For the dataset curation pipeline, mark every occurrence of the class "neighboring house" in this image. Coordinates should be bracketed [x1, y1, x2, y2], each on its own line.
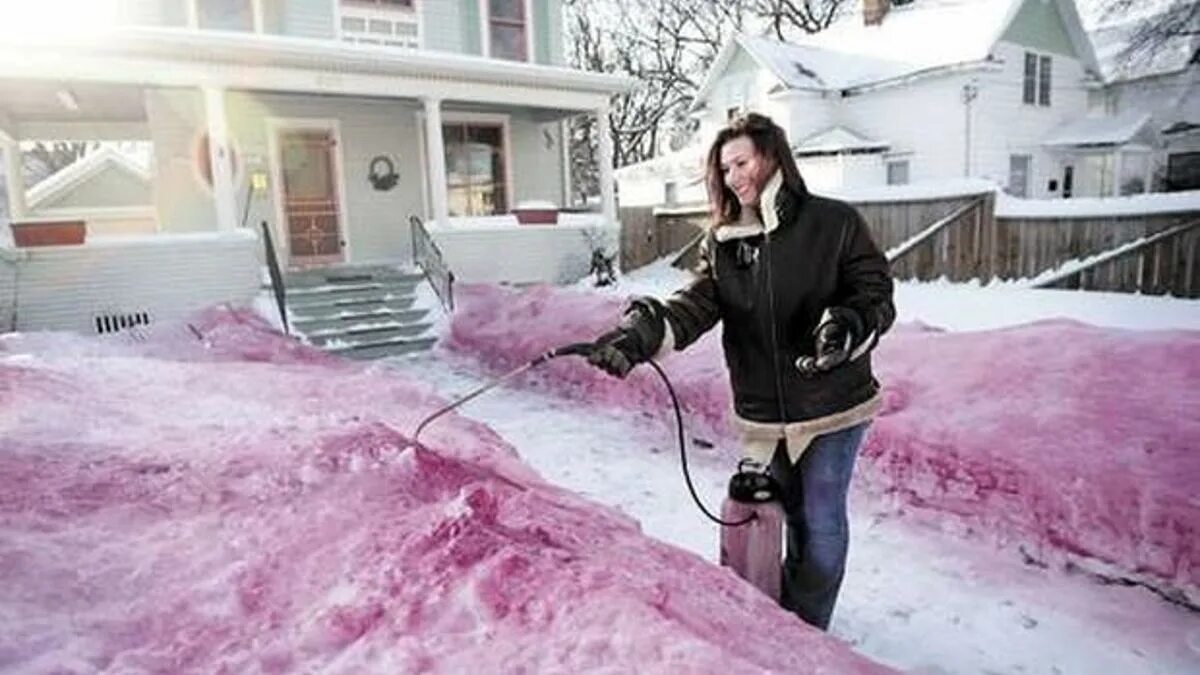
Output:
[1086, 5, 1200, 192]
[22, 146, 156, 237]
[618, 0, 1189, 207]
[0, 0, 632, 281]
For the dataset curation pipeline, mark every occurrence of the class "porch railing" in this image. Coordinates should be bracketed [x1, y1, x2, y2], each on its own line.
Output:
[410, 215, 455, 312]
[260, 220, 290, 335]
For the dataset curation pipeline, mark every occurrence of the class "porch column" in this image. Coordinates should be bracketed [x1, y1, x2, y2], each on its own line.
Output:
[203, 87, 238, 231]
[1112, 149, 1125, 197]
[2, 137, 26, 221]
[423, 96, 450, 226]
[596, 105, 616, 225]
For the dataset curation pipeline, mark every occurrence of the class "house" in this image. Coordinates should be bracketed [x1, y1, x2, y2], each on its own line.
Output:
[617, 0, 1192, 207]
[0, 1, 633, 283]
[1086, 3, 1200, 192]
[19, 146, 157, 237]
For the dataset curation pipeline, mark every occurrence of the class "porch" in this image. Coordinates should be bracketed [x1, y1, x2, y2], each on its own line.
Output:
[1042, 112, 1156, 197]
[0, 27, 632, 289]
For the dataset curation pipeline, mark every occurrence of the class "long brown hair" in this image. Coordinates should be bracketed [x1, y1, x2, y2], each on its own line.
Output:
[705, 113, 807, 227]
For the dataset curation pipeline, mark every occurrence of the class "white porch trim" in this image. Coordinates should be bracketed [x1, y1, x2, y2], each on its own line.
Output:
[3, 137, 27, 221]
[596, 106, 616, 227]
[203, 87, 238, 231]
[0, 29, 632, 112]
[0, 110, 17, 142]
[422, 97, 450, 227]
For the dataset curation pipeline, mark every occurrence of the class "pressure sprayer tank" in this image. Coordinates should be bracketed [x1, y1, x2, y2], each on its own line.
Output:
[719, 462, 784, 602]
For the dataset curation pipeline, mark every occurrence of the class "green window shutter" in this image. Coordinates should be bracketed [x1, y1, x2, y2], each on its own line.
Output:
[462, 0, 482, 55]
[535, 0, 552, 64]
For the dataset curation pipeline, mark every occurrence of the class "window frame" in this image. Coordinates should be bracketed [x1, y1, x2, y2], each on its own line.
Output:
[1008, 154, 1032, 198]
[438, 112, 514, 218]
[885, 159, 910, 186]
[338, 0, 422, 49]
[480, 0, 535, 62]
[1022, 51, 1053, 107]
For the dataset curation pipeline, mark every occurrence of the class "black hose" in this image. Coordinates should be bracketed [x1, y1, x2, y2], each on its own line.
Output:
[644, 359, 755, 527]
[412, 342, 754, 527]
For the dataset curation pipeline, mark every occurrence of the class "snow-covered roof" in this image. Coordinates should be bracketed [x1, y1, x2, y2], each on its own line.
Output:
[693, 0, 1101, 106]
[25, 146, 151, 210]
[736, 35, 914, 91]
[1041, 111, 1152, 147]
[1076, 0, 1195, 83]
[793, 126, 889, 155]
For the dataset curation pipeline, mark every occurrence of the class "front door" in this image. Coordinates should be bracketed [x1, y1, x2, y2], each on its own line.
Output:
[278, 128, 344, 266]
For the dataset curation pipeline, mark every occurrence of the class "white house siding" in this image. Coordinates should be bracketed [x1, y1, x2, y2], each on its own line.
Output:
[695, 49, 790, 145]
[37, 171, 152, 211]
[836, 75, 973, 186]
[510, 115, 567, 207]
[144, 88, 219, 234]
[283, 0, 336, 39]
[538, 0, 565, 66]
[224, 92, 426, 265]
[118, 0, 188, 26]
[973, 40, 1091, 198]
[0, 231, 259, 334]
[422, 0, 468, 53]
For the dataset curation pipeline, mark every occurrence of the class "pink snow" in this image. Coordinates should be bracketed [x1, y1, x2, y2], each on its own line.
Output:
[444, 284, 1200, 603]
[0, 307, 888, 674]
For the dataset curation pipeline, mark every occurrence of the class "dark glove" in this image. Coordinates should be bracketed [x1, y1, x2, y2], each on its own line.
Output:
[795, 307, 863, 377]
[586, 297, 666, 379]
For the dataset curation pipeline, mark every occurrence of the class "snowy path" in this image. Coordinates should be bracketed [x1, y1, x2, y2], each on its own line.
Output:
[380, 353, 1199, 675]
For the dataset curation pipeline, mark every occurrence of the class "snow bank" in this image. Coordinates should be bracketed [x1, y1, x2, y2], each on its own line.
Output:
[0, 309, 888, 674]
[444, 285, 1200, 603]
[996, 190, 1200, 219]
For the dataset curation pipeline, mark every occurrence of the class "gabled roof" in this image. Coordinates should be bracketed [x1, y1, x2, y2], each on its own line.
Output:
[793, 126, 889, 155]
[693, 0, 1101, 107]
[26, 146, 151, 210]
[1041, 111, 1152, 147]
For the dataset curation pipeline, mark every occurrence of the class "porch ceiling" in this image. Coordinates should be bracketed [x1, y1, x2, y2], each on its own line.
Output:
[0, 79, 147, 122]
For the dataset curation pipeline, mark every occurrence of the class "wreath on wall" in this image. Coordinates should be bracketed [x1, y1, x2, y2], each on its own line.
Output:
[368, 155, 399, 191]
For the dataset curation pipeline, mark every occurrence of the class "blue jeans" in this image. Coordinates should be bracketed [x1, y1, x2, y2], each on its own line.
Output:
[768, 423, 868, 630]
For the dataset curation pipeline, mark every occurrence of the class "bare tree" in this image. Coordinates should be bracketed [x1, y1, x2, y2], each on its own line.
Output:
[564, 0, 845, 203]
[23, 141, 97, 183]
[1102, 0, 1200, 68]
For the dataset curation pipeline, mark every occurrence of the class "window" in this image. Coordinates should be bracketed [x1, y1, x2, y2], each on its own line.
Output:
[1023, 51, 1052, 107]
[1166, 152, 1200, 191]
[1008, 155, 1031, 197]
[444, 122, 508, 216]
[886, 160, 910, 186]
[340, 0, 419, 48]
[1038, 55, 1052, 106]
[194, 0, 254, 31]
[488, 0, 528, 61]
[664, 181, 678, 206]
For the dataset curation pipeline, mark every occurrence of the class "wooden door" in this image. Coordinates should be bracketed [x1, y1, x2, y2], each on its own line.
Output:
[279, 129, 344, 266]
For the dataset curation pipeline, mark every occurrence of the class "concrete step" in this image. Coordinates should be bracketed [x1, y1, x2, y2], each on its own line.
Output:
[305, 321, 433, 347]
[286, 265, 423, 289]
[288, 296, 418, 319]
[326, 335, 438, 359]
[290, 307, 428, 332]
[287, 286, 416, 308]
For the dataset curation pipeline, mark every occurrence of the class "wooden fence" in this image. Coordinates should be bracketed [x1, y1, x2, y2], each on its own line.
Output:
[620, 192, 1200, 297]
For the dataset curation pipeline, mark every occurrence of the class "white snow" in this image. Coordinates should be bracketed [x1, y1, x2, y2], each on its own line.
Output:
[1042, 111, 1152, 147]
[996, 190, 1200, 218]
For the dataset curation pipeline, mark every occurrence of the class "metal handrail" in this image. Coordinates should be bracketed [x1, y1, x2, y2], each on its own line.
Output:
[260, 220, 290, 335]
[410, 214, 455, 312]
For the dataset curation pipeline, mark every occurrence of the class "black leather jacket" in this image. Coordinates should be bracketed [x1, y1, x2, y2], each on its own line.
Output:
[661, 179, 895, 423]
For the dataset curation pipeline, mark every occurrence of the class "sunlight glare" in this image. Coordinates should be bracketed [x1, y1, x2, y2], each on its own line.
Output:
[0, 0, 121, 38]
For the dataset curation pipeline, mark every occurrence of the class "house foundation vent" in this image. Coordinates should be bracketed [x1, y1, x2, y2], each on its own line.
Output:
[94, 311, 152, 335]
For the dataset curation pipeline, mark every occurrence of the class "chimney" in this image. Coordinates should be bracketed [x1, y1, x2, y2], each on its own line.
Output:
[863, 0, 891, 26]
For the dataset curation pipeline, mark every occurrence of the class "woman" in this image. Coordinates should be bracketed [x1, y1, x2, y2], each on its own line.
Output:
[587, 113, 895, 630]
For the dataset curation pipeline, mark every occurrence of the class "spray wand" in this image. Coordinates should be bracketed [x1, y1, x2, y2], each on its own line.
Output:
[410, 342, 754, 527]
